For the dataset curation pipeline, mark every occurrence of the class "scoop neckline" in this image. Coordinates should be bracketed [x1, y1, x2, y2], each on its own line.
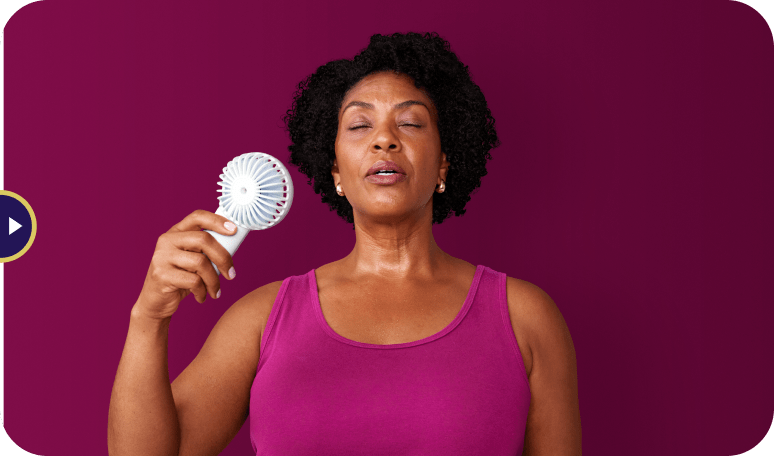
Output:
[308, 264, 484, 349]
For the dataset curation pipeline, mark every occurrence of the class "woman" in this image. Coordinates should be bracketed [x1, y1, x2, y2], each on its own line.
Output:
[108, 32, 581, 455]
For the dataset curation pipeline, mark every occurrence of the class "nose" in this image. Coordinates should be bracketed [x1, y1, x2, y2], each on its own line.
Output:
[371, 123, 401, 152]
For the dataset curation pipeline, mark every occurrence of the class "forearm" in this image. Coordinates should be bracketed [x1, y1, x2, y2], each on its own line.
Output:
[108, 304, 181, 456]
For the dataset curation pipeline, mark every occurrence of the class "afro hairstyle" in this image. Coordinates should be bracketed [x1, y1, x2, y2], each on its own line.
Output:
[283, 31, 500, 225]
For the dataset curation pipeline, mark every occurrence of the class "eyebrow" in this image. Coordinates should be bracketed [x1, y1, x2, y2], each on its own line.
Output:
[341, 99, 430, 115]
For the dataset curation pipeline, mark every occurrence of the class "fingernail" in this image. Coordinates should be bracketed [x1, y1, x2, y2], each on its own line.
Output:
[224, 221, 236, 232]
[229, 267, 236, 279]
[216, 289, 221, 299]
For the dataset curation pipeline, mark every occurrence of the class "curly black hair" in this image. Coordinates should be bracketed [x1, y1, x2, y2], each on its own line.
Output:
[284, 32, 499, 225]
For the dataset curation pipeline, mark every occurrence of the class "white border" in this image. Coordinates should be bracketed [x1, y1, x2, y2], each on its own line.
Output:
[0, 1, 772, 455]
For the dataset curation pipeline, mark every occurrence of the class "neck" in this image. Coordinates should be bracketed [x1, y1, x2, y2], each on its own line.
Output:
[341, 204, 449, 280]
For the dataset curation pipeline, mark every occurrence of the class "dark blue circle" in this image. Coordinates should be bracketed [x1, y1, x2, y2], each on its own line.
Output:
[0, 195, 33, 258]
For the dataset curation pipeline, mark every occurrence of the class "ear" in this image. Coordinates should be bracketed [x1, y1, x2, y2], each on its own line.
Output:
[331, 158, 340, 185]
[438, 152, 450, 184]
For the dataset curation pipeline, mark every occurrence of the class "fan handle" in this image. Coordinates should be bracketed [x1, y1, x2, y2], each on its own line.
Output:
[203, 206, 249, 276]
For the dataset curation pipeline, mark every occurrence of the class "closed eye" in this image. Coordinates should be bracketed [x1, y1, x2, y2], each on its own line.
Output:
[349, 125, 370, 130]
[400, 124, 421, 128]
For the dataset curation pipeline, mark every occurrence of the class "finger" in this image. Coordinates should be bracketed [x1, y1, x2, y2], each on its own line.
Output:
[161, 231, 235, 279]
[162, 267, 209, 303]
[168, 209, 238, 237]
[170, 250, 222, 300]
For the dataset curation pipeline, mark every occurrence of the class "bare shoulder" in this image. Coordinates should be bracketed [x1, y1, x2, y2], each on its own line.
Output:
[181, 281, 282, 363]
[504, 277, 576, 378]
[174, 279, 284, 384]
[170, 279, 284, 455]
[230, 280, 284, 331]
[505, 277, 582, 455]
[503, 277, 548, 379]
[203, 280, 284, 348]
[233, 279, 284, 314]
[252, 280, 285, 340]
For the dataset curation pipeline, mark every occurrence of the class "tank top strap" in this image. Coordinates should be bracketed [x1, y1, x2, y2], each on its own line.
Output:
[257, 271, 317, 372]
[476, 265, 531, 388]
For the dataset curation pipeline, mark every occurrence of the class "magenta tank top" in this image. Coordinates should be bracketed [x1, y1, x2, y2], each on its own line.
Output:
[249, 265, 531, 455]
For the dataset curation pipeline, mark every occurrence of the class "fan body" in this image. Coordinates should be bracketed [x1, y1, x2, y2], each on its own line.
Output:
[203, 152, 293, 274]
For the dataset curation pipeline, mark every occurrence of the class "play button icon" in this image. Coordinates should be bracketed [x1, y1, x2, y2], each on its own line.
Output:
[0, 190, 37, 262]
[10, 217, 22, 235]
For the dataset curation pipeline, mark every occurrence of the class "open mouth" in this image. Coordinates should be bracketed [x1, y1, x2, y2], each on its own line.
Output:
[365, 170, 408, 185]
[367, 160, 407, 176]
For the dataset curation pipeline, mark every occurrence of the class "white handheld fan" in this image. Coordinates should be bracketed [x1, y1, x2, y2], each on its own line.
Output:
[203, 152, 294, 275]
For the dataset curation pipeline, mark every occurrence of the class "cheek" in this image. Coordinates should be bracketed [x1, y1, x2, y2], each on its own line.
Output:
[333, 149, 360, 184]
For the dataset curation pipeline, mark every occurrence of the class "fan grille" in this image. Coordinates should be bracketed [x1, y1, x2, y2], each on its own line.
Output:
[216, 152, 293, 230]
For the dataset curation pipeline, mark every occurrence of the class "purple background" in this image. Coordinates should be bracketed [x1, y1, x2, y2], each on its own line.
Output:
[4, 0, 773, 454]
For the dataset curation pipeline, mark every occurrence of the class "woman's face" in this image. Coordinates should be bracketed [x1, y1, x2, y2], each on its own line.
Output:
[333, 71, 449, 224]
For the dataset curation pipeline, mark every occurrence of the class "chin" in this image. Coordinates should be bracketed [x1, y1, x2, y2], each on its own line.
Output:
[357, 205, 430, 224]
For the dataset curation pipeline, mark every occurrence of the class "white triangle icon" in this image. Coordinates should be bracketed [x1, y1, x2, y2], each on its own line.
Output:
[9, 217, 22, 235]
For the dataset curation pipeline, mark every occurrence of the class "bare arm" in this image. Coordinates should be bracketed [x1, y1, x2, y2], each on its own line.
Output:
[108, 282, 280, 456]
[108, 307, 181, 456]
[171, 281, 280, 455]
[507, 277, 582, 455]
[108, 209, 273, 456]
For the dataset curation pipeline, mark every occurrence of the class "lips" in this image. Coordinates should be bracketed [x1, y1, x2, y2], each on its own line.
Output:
[366, 160, 406, 177]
